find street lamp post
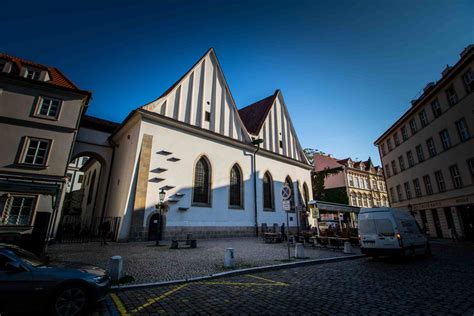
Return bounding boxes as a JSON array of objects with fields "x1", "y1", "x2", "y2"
[
  {"x1": 155, "y1": 188, "x2": 166, "y2": 246},
  {"x1": 251, "y1": 138, "x2": 264, "y2": 237}
]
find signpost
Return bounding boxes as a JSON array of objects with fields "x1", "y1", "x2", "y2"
[{"x1": 281, "y1": 184, "x2": 292, "y2": 261}]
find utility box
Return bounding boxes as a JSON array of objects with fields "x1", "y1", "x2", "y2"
[
  {"x1": 108, "y1": 255, "x2": 123, "y2": 281},
  {"x1": 224, "y1": 248, "x2": 235, "y2": 268}
]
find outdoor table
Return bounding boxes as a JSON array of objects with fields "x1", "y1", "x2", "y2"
[
  {"x1": 263, "y1": 232, "x2": 282, "y2": 243},
  {"x1": 327, "y1": 237, "x2": 345, "y2": 249},
  {"x1": 349, "y1": 236, "x2": 360, "y2": 246}
]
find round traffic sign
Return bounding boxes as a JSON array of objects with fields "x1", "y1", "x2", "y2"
[{"x1": 281, "y1": 184, "x2": 292, "y2": 200}]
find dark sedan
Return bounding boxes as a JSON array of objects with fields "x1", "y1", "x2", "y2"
[{"x1": 0, "y1": 244, "x2": 110, "y2": 315}]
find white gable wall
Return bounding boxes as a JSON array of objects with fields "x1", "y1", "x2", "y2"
[{"x1": 142, "y1": 51, "x2": 249, "y2": 143}]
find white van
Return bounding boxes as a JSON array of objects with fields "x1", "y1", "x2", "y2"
[{"x1": 358, "y1": 207, "x2": 430, "y2": 257}]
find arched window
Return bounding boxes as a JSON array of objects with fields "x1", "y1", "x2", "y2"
[
  {"x1": 263, "y1": 172, "x2": 274, "y2": 210},
  {"x1": 285, "y1": 176, "x2": 295, "y2": 210},
  {"x1": 193, "y1": 156, "x2": 211, "y2": 205},
  {"x1": 229, "y1": 164, "x2": 243, "y2": 208},
  {"x1": 351, "y1": 193, "x2": 357, "y2": 206},
  {"x1": 357, "y1": 193, "x2": 362, "y2": 207}
]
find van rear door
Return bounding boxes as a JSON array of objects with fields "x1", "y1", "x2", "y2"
[{"x1": 359, "y1": 212, "x2": 399, "y2": 250}]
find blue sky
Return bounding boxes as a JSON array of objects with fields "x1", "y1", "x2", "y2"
[{"x1": 2, "y1": 0, "x2": 473, "y2": 165}]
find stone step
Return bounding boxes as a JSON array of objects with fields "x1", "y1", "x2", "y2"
[
  {"x1": 150, "y1": 168, "x2": 167, "y2": 173},
  {"x1": 157, "y1": 150, "x2": 172, "y2": 156},
  {"x1": 167, "y1": 157, "x2": 180, "y2": 162}
]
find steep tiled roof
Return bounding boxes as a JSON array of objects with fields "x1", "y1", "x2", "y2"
[
  {"x1": 238, "y1": 90, "x2": 278, "y2": 135},
  {"x1": 0, "y1": 53, "x2": 83, "y2": 91},
  {"x1": 314, "y1": 154, "x2": 344, "y2": 172}
]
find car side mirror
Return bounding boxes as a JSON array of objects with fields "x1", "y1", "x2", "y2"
[{"x1": 5, "y1": 261, "x2": 23, "y2": 272}]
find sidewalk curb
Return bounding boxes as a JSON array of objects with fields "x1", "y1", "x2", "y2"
[{"x1": 111, "y1": 254, "x2": 365, "y2": 291}]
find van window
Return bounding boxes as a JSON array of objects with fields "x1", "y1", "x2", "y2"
[
  {"x1": 359, "y1": 219, "x2": 376, "y2": 234},
  {"x1": 375, "y1": 219, "x2": 395, "y2": 236},
  {"x1": 400, "y1": 220, "x2": 421, "y2": 234}
]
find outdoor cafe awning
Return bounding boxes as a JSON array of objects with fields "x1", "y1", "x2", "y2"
[{"x1": 309, "y1": 200, "x2": 360, "y2": 214}]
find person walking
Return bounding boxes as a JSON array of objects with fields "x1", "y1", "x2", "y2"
[{"x1": 100, "y1": 220, "x2": 111, "y2": 246}]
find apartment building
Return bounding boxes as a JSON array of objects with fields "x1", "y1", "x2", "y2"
[
  {"x1": 0, "y1": 53, "x2": 91, "y2": 249},
  {"x1": 313, "y1": 154, "x2": 389, "y2": 208},
  {"x1": 374, "y1": 44, "x2": 474, "y2": 240}
]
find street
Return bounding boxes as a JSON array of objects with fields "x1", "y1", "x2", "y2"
[{"x1": 103, "y1": 242, "x2": 474, "y2": 315}]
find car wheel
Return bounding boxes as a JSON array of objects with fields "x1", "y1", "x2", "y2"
[{"x1": 53, "y1": 284, "x2": 88, "y2": 316}]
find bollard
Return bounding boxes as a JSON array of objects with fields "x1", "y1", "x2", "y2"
[
  {"x1": 224, "y1": 248, "x2": 235, "y2": 268},
  {"x1": 343, "y1": 241, "x2": 353, "y2": 254},
  {"x1": 295, "y1": 243, "x2": 305, "y2": 259},
  {"x1": 108, "y1": 255, "x2": 123, "y2": 281}
]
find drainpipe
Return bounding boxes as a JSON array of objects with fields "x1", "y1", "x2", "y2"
[{"x1": 251, "y1": 139, "x2": 264, "y2": 237}]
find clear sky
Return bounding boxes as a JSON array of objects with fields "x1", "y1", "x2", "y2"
[{"x1": 2, "y1": 0, "x2": 473, "y2": 165}]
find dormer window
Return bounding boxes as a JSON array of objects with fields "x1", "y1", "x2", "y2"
[
  {"x1": 35, "y1": 97, "x2": 62, "y2": 119},
  {"x1": 25, "y1": 68, "x2": 41, "y2": 80}
]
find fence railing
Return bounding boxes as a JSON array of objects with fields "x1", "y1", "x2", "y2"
[{"x1": 55, "y1": 215, "x2": 120, "y2": 243}]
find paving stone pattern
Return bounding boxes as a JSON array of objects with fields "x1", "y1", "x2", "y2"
[
  {"x1": 48, "y1": 238, "x2": 351, "y2": 284},
  {"x1": 104, "y1": 242, "x2": 474, "y2": 315}
]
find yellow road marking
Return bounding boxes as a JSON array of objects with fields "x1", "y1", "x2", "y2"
[
  {"x1": 110, "y1": 293, "x2": 129, "y2": 316},
  {"x1": 130, "y1": 283, "x2": 188, "y2": 313},
  {"x1": 197, "y1": 281, "x2": 288, "y2": 286},
  {"x1": 246, "y1": 274, "x2": 287, "y2": 285}
]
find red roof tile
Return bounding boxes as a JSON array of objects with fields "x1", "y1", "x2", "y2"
[
  {"x1": 314, "y1": 154, "x2": 344, "y2": 172},
  {"x1": 0, "y1": 53, "x2": 82, "y2": 91},
  {"x1": 238, "y1": 90, "x2": 278, "y2": 135}
]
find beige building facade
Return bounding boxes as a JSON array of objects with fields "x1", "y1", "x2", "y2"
[
  {"x1": 0, "y1": 53, "x2": 90, "y2": 249},
  {"x1": 313, "y1": 154, "x2": 389, "y2": 208},
  {"x1": 374, "y1": 44, "x2": 474, "y2": 240}
]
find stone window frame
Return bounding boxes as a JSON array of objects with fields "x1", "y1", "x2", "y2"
[
  {"x1": 228, "y1": 163, "x2": 244, "y2": 209},
  {"x1": 33, "y1": 96, "x2": 63, "y2": 121},
  {"x1": 0, "y1": 194, "x2": 38, "y2": 227},
  {"x1": 18, "y1": 136, "x2": 52, "y2": 167}
]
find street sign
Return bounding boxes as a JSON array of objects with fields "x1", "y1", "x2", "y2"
[
  {"x1": 281, "y1": 184, "x2": 292, "y2": 200},
  {"x1": 282, "y1": 200, "x2": 291, "y2": 211}
]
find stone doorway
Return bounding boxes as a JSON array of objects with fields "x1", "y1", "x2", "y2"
[{"x1": 148, "y1": 213, "x2": 163, "y2": 241}]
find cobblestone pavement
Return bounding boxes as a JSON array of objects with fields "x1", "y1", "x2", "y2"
[
  {"x1": 98, "y1": 242, "x2": 474, "y2": 315},
  {"x1": 48, "y1": 238, "x2": 354, "y2": 284}
]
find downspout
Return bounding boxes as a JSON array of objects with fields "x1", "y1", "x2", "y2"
[{"x1": 253, "y1": 144, "x2": 260, "y2": 237}]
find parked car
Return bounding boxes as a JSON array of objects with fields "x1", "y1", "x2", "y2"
[
  {"x1": 0, "y1": 243, "x2": 110, "y2": 315},
  {"x1": 358, "y1": 207, "x2": 431, "y2": 258}
]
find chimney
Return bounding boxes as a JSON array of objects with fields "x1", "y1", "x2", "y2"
[
  {"x1": 460, "y1": 44, "x2": 474, "y2": 58},
  {"x1": 423, "y1": 82, "x2": 435, "y2": 93},
  {"x1": 441, "y1": 64, "x2": 452, "y2": 77}
]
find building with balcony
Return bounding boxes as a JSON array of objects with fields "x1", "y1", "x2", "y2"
[
  {"x1": 313, "y1": 154, "x2": 389, "y2": 208},
  {"x1": 374, "y1": 44, "x2": 474, "y2": 240}
]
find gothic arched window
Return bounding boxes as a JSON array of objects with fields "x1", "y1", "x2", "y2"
[
  {"x1": 229, "y1": 164, "x2": 243, "y2": 207},
  {"x1": 263, "y1": 172, "x2": 274, "y2": 210},
  {"x1": 193, "y1": 156, "x2": 211, "y2": 205}
]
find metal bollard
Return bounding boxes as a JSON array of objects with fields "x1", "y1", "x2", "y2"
[
  {"x1": 343, "y1": 241, "x2": 353, "y2": 254},
  {"x1": 295, "y1": 243, "x2": 305, "y2": 259},
  {"x1": 108, "y1": 255, "x2": 123, "y2": 281},
  {"x1": 224, "y1": 248, "x2": 235, "y2": 268}
]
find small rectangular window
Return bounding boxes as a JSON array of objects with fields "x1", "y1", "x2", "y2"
[
  {"x1": 25, "y1": 68, "x2": 41, "y2": 80},
  {"x1": 449, "y1": 165, "x2": 463, "y2": 189},
  {"x1": 387, "y1": 139, "x2": 393, "y2": 151},
  {"x1": 36, "y1": 97, "x2": 61, "y2": 119},
  {"x1": 416, "y1": 145, "x2": 425, "y2": 163},
  {"x1": 426, "y1": 138, "x2": 437, "y2": 157},
  {"x1": 393, "y1": 133, "x2": 400, "y2": 146},
  {"x1": 389, "y1": 187, "x2": 396, "y2": 202},
  {"x1": 423, "y1": 175, "x2": 433, "y2": 195},
  {"x1": 468, "y1": 158, "x2": 474, "y2": 177},
  {"x1": 391, "y1": 160, "x2": 398, "y2": 175},
  {"x1": 446, "y1": 86, "x2": 458, "y2": 106},
  {"x1": 398, "y1": 156, "x2": 405, "y2": 171},
  {"x1": 385, "y1": 164, "x2": 391, "y2": 178},
  {"x1": 406, "y1": 150, "x2": 415, "y2": 167},
  {"x1": 78, "y1": 175, "x2": 84, "y2": 183},
  {"x1": 455, "y1": 118, "x2": 470, "y2": 142},
  {"x1": 204, "y1": 111, "x2": 211, "y2": 122},
  {"x1": 431, "y1": 99, "x2": 442, "y2": 118},
  {"x1": 20, "y1": 137, "x2": 51, "y2": 166},
  {"x1": 413, "y1": 178, "x2": 422, "y2": 197},
  {"x1": 396, "y1": 185, "x2": 403, "y2": 201},
  {"x1": 279, "y1": 140, "x2": 283, "y2": 149},
  {"x1": 401, "y1": 126, "x2": 408, "y2": 141},
  {"x1": 409, "y1": 118, "x2": 418, "y2": 134},
  {"x1": 439, "y1": 129, "x2": 451, "y2": 150},
  {"x1": 419, "y1": 110, "x2": 428, "y2": 127},
  {"x1": 463, "y1": 69, "x2": 473, "y2": 93},
  {"x1": 434, "y1": 170, "x2": 446, "y2": 192},
  {"x1": 0, "y1": 195, "x2": 36, "y2": 226},
  {"x1": 404, "y1": 182, "x2": 412, "y2": 200}
]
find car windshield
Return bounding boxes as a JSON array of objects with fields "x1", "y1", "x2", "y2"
[{"x1": 13, "y1": 248, "x2": 45, "y2": 267}]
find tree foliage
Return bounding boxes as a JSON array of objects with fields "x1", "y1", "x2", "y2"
[
  {"x1": 311, "y1": 167, "x2": 342, "y2": 201},
  {"x1": 303, "y1": 148, "x2": 325, "y2": 165}
]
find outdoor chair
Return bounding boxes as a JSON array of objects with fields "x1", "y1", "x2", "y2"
[{"x1": 272, "y1": 223, "x2": 279, "y2": 233}]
